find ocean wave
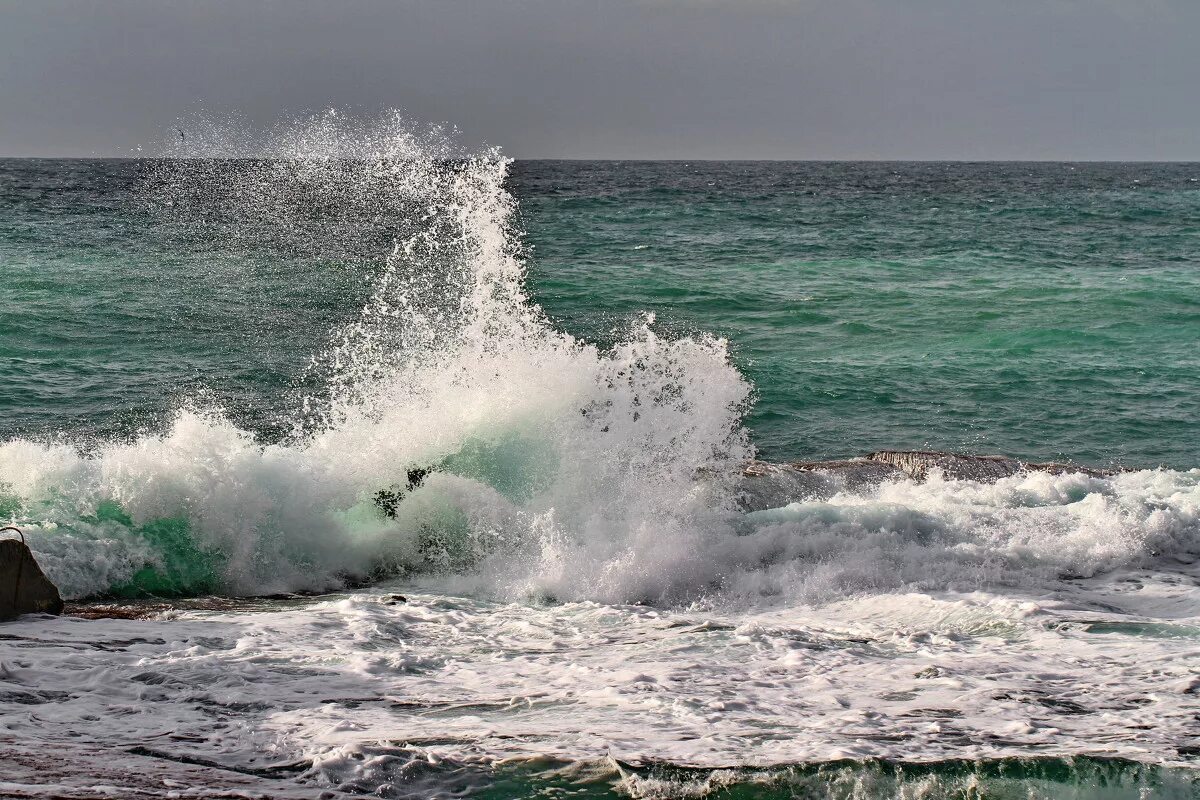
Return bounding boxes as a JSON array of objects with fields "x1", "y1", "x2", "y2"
[{"x1": 2, "y1": 113, "x2": 1197, "y2": 606}]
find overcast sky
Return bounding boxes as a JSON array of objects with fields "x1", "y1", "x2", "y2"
[{"x1": 2, "y1": 0, "x2": 1198, "y2": 160}]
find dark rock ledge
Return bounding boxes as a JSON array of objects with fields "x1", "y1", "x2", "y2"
[
  {"x1": 738, "y1": 450, "x2": 1125, "y2": 512},
  {"x1": 0, "y1": 529, "x2": 63, "y2": 621}
]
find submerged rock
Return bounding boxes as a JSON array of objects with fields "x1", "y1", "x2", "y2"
[
  {"x1": 865, "y1": 450, "x2": 1025, "y2": 481},
  {"x1": 0, "y1": 534, "x2": 64, "y2": 621},
  {"x1": 865, "y1": 450, "x2": 1117, "y2": 480},
  {"x1": 738, "y1": 458, "x2": 903, "y2": 510},
  {"x1": 738, "y1": 450, "x2": 1119, "y2": 511},
  {"x1": 64, "y1": 592, "x2": 324, "y2": 620}
]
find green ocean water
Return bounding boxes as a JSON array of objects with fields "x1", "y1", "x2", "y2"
[
  {"x1": 1, "y1": 159, "x2": 1198, "y2": 467},
  {"x1": 3, "y1": 154, "x2": 1200, "y2": 799}
]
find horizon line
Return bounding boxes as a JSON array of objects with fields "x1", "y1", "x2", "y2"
[{"x1": 2, "y1": 155, "x2": 1200, "y2": 164}]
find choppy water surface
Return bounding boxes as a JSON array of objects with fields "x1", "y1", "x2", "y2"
[{"x1": 1, "y1": 116, "x2": 1198, "y2": 798}]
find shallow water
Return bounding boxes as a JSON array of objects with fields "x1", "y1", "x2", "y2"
[
  {"x1": 1, "y1": 116, "x2": 1198, "y2": 797},
  {"x1": 6, "y1": 580, "x2": 1200, "y2": 797}
]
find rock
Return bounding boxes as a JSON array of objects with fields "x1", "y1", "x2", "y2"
[
  {"x1": 866, "y1": 450, "x2": 1025, "y2": 481},
  {"x1": 737, "y1": 450, "x2": 1121, "y2": 511},
  {"x1": 64, "y1": 593, "x2": 320, "y2": 620},
  {"x1": 866, "y1": 450, "x2": 1118, "y2": 480},
  {"x1": 373, "y1": 467, "x2": 433, "y2": 519},
  {"x1": 0, "y1": 537, "x2": 64, "y2": 621},
  {"x1": 738, "y1": 458, "x2": 904, "y2": 510}
]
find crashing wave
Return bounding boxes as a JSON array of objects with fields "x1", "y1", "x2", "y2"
[{"x1": 1, "y1": 112, "x2": 1198, "y2": 606}]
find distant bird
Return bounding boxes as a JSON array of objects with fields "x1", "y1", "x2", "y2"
[{"x1": 176, "y1": 128, "x2": 186, "y2": 143}]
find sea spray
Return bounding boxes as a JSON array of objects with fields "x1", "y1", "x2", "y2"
[
  {"x1": 1, "y1": 112, "x2": 754, "y2": 600},
  {"x1": 2, "y1": 112, "x2": 1199, "y2": 606},
  {"x1": 7, "y1": 140, "x2": 1200, "y2": 800}
]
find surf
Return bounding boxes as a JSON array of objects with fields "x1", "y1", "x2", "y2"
[
  {"x1": 0, "y1": 112, "x2": 753, "y2": 601},
  {"x1": 1, "y1": 112, "x2": 1197, "y2": 610}
]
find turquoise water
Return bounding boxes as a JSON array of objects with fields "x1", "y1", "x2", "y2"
[
  {"x1": 3, "y1": 148, "x2": 1200, "y2": 799},
  {"x1": 2, "y1": 159, "x2": 1198, "y2": 467},
  {"x1": 517, "y1": 161, "x2": 1200, "y2": 467}
]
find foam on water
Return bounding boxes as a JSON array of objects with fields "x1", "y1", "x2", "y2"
[
  {"x1": 4, "y1": 587, "x2": 1200, "y2": 797},
  {"x1": 1, "y1": 113, "x2": 1199, "y2": 610},
  {"x1": 0, "y1": 112, "x2": 755, "y2": 601},
  {"x1": 4, "y1": 114, "x2": 1200, "y2": 797}
]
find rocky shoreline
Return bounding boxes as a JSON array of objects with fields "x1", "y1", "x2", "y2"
[{"x1": 2, "y1": 451, "x2": 1129, "y2": 621}]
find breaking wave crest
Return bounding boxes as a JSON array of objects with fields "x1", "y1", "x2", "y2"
[{"x1": 1, "y1": 112, "x2": 1198, "y2": 604}]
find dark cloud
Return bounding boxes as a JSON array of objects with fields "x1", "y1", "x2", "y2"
[{"x1": 1, "y1": 0, "x2": 1197, "y2": 159}]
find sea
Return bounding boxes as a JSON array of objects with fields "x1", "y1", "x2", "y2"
[{"x1": 1, "y1": 115, "x2": 1199, "y2": 798}]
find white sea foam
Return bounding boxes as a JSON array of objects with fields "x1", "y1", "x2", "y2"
[
  {"x1": 0, "y1": 112, "x2": 753, "y2": 600},
  {"x1": 3, "y1": 114, "x2": 1200, "y2": 796},
  {"x1": 1, "y1": 113, "x2": 1199, "y2": 610},
  {"x1": 4, "y1": 587, "x2": 1200, "y2": 796}
]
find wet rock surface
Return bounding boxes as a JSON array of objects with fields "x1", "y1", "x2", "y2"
[
  {"x1": 0, "y1": 537, "x2": 64, "y2": 621},
  {"x1": 63, "y1": 593, "x2": 324, "y2": 620},
  {"x1": 864, "y1": 450, "x2": 1117, "y2": 481},
  {"x1": 738, "y1": 450, "x2": 1121, "y2": 511}
]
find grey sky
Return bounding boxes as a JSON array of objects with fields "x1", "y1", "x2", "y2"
[{"x1": 2, "y1": 0, "x2": 1197, "y2": 159}]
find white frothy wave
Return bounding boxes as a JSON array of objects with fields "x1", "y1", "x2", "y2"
[
  {"x1": 0, "y1": 113, "x2": 752, "y2": 600},
  {"x1": 1, "y1": 112, "x2": 1198, "y2": 607}
]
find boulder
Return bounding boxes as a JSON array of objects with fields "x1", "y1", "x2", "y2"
[{"x1": 0, "y1": 536, "x2": 64, "y2": 621}]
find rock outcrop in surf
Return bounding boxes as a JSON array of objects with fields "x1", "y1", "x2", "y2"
[
  {"x1": 863, "y1": 450, "x2": 1117, "y2": 480},
  {"x1": 0, "y1": 533, "x2": 64, "y2": 621},
  {"x1": 738, "y1": 450, "x2": 1122, "y2": 511}
]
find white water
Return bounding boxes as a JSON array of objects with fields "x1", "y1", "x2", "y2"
[
  {"x1": 1, "y1": 113, "x2": 1197, "y2": 608},
  {"x1": 4, "y1": 582, "x2": 1200, "y2": 797},
  {"x1": 2, "y1": 112, "x2": 754, "y2": 602},
  {"x1": 2, "y1": 114, "x2": 1200, "y2": 796}
]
